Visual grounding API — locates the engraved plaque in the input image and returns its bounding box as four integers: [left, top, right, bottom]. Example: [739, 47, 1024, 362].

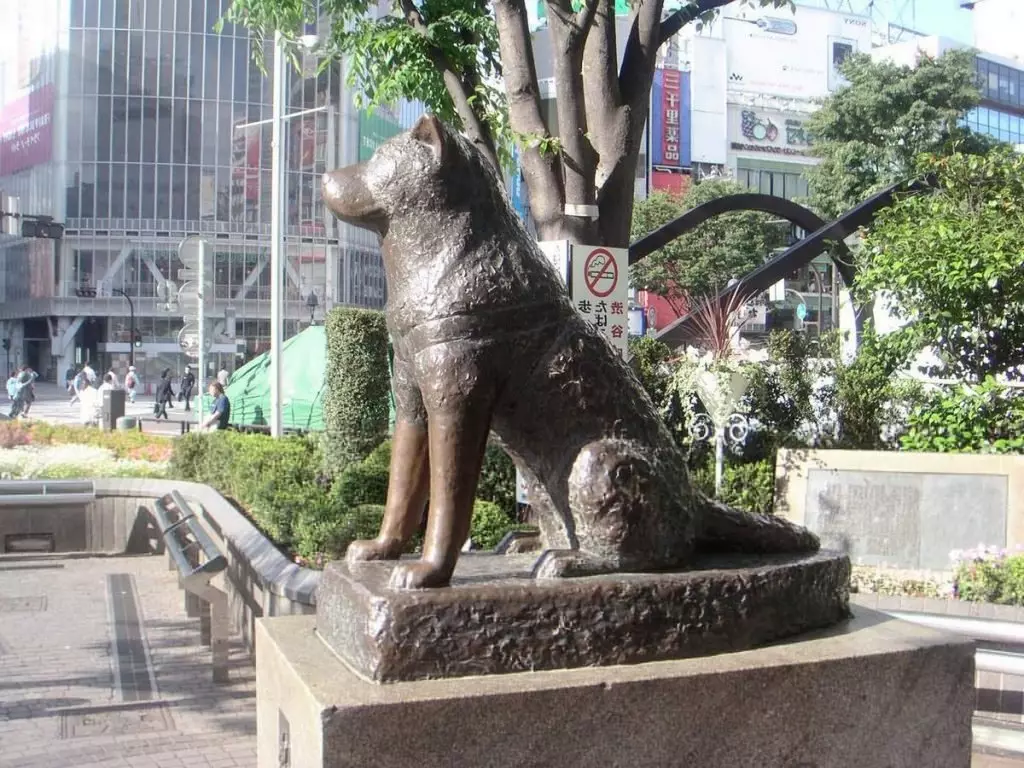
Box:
[804, 469, 1007, 570]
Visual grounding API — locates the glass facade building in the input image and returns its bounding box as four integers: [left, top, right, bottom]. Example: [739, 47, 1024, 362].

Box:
[965, 56, 1024, 147]
[0, 0, 410, 385]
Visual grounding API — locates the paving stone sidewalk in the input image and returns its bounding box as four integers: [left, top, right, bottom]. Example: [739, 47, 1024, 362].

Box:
[0, 554, 255, 767]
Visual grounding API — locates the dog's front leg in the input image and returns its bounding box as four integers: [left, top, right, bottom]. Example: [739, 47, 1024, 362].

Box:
[388, 385, 494, 590]
[348, 354, 429, 562]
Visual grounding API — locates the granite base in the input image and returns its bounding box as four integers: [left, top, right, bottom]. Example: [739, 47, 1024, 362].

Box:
[256, 609, 975, 768]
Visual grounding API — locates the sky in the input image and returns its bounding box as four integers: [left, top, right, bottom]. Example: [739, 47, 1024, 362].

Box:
[911, 0, 975, 43]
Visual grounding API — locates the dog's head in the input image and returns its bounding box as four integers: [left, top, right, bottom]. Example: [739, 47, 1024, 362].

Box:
[322, 114, 500, 237]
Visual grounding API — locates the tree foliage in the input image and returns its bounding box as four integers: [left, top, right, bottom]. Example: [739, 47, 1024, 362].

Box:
[225, 0, 790, 246]
[629, 179, 785, 315]
[858, 149, 1024, 382]
[322, 307, 392, 475]
[805, 49, 986, 219]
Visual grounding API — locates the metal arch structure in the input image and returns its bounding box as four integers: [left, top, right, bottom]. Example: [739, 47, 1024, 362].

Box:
[637, 177, 935, 349]
[628, 192, 857, 288]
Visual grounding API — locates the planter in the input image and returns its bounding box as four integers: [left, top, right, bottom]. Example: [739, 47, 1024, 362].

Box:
[695, 368, 749, 426]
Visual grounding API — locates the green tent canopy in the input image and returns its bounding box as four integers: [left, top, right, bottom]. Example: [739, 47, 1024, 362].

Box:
[225, 325, 328, 431]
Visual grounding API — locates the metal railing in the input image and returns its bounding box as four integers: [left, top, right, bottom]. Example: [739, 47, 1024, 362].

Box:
[0, 480, 95, 507]
[152, 490, 230, 682]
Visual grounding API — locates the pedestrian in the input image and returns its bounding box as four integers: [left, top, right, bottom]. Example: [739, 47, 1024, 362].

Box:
[82, 361, 96, 386]
[200, 380, 231, 432]
[107, 367, 119, 388]
[124, 365, 138, 404]
[154, 368, 175, 420]
[6, 370, 17, 402]
[69, 367, 86, 406]
[9, 368, 36, 419]
[19, 367, 37, 417]
[64, 364, 75, 393]
[180, 365, 196, 412]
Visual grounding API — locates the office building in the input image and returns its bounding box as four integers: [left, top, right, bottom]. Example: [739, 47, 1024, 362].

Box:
[0, 0, 409, 384]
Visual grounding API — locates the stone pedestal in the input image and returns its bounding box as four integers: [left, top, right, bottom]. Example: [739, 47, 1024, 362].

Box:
[256, 609, 975, 768]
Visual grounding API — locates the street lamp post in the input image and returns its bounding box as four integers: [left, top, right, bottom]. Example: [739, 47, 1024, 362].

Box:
[111, 288, 136, 367]
[75, 286, 138, 367]
[232, 32, 327, 437]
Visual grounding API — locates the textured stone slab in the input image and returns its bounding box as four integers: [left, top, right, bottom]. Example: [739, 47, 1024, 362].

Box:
[316, 550, 851, 683]
[258, 608, 975, 768]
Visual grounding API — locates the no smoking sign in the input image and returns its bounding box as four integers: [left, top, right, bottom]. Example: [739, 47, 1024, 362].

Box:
[583, 248, 619, 298]
[570, 244, 629, 358]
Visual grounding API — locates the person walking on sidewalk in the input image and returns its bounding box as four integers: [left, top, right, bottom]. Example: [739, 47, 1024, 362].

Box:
[180, 365, 196, 411]
[69, 367, 87, 406]
[154, 368, 175, 420]
[200, 380, 231, 432]
[124, 366, 139, 404]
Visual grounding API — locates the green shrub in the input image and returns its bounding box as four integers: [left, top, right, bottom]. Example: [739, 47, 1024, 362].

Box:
[470, 499, 520, 550]
[363, 439, 392, 472]
[170, 431, 325, 547]
[322, 307, 391, 476]
[954, 547, 1024, 604]
[718, 459, 775, 516]
[688, 456, 775, 516]
[900, 377, 1024, 454]
[333, 460, 390, 509]
[476, 443, 516, 515]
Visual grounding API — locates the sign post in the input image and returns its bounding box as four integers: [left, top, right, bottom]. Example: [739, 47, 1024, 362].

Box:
[516, 241, 631, 503]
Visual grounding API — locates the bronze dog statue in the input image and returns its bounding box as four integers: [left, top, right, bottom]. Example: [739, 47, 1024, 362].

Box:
[322, 114, 818, 590]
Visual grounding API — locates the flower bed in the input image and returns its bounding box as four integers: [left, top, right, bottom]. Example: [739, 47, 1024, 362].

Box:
[0, 443, 168, 480]
[0, 420, 173, 462]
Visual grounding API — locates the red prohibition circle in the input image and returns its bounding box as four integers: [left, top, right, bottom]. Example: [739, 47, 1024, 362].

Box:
[583, 248, 618, 298]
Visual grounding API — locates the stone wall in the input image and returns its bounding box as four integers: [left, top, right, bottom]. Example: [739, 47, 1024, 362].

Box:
[775, 449, 1024, 570]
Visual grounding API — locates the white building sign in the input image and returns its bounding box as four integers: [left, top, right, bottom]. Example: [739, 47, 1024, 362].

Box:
[721, 5, 871, 100]
[729, 106, 814, 158]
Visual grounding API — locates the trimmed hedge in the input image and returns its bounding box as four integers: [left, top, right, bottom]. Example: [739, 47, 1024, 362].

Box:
[171, 431, 526, 565]
[322, 307, 391, 476]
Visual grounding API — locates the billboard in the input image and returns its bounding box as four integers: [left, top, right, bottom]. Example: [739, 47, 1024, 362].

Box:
[728, 106, 814, 159]
[358, 107, 404, 162]
[722, 6, 871, 100]
[0, 83, 53, 176]
[651, 68, 691, 169]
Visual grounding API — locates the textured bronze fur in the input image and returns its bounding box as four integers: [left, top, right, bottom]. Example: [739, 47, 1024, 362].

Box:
[322, 115, 818, 590]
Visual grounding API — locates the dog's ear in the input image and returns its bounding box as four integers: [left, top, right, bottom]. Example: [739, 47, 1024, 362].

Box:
[410, 114, 447, 163]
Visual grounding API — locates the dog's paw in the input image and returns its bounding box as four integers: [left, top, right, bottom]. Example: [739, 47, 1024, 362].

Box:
[388, 560, 452, 590]
[531, 549, 620, 579]
[346, 538, 403, 563]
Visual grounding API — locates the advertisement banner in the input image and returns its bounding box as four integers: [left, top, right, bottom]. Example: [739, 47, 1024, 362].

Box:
[728, 105, 814, 158]
[358, 107, 404, 162]
[651, 169, 691, 195]
[651, 68, 691, 169]
[0, 83, 54, 176]
[723, 6, 871, 99]
[509, 146, 528, 222]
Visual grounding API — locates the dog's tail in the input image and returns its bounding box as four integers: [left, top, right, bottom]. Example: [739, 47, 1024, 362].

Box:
[695, 495, 820, 554]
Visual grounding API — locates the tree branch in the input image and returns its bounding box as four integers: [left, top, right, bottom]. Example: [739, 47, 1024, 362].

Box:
[658, 0, 733, 47]
[545, 0, 599, 229]
[493, 0, 565, 234]
[583, 0, 629, 198]
[398, 0, 499, 169]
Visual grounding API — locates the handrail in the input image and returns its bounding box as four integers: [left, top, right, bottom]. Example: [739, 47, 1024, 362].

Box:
[152, 495, 226, 590]
[0, 479, 96, 507]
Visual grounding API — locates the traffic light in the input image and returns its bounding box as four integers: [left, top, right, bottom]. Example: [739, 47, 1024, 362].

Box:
[1, 339, 9, 352]
[20, 216, 63, 240]
[134, 331, 143, 348]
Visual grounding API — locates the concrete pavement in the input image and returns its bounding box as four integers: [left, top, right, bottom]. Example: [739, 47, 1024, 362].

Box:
[9, 382, 201, 436]
[0, 554, 256, 767]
